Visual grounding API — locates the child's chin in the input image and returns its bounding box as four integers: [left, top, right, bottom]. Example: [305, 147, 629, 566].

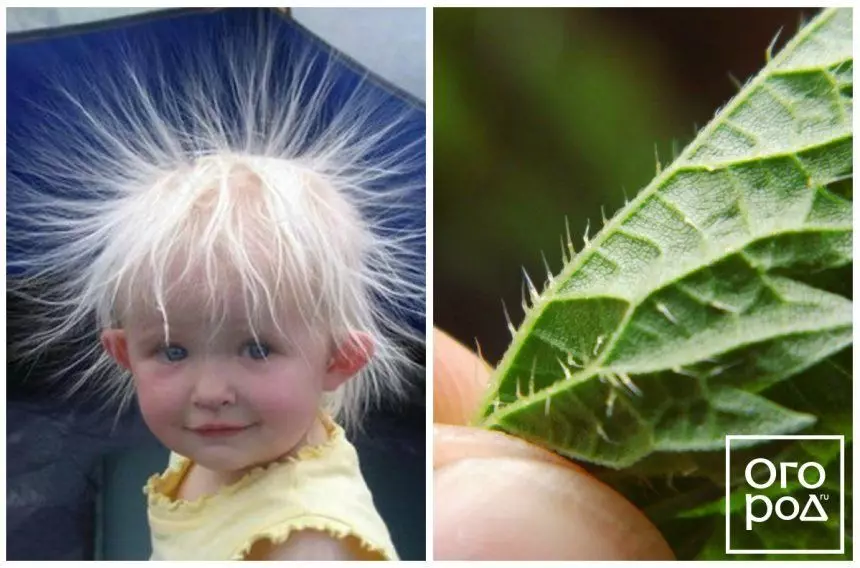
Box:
[181, 443, 259, 473]
[187, 444, 291, 476]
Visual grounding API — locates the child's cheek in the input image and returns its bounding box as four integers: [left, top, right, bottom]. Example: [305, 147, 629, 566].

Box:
[253, 374, 321, 430]
[133, 367, 188, 436]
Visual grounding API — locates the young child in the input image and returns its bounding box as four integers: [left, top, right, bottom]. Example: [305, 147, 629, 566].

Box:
[7, 9, 424, 561]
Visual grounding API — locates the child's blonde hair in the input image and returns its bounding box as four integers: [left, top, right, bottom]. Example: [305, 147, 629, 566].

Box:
[8, 10, 425, 431]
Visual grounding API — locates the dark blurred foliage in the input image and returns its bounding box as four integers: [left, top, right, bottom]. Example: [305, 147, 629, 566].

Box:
[435, 7, 817, 363]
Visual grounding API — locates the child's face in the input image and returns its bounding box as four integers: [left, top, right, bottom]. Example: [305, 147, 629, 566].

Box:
[102, 293, 360, 475]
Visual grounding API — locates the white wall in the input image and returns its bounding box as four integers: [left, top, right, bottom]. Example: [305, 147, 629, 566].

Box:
[294, 8, 425, 100]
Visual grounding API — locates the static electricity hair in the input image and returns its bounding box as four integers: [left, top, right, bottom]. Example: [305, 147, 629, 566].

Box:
[7, 10, 425, 431]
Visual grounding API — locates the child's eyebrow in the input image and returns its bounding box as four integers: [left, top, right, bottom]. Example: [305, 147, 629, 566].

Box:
[130, 319, 286, 342]
[129, 318, 187, 341]
[131, 326, 170, 344]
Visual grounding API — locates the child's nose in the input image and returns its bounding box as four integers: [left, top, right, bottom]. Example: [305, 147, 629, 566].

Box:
[191, 368, 237, 410]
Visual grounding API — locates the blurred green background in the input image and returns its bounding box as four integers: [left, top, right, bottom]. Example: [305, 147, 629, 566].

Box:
[435, 7, 815, 363]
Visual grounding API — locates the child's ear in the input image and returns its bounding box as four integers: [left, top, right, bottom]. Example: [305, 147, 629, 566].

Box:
[101, 329, 131, 371]
[323, 332, 374, 391]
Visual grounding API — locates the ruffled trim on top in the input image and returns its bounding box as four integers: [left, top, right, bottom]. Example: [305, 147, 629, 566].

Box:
[231, 515, 394, 560]
[143, 414, 343, 514]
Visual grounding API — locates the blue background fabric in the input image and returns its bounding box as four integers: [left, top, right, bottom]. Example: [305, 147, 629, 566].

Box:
[5, 8, 426, 101]
[6, 8, 426, 560]
[6, 397, 156, 560]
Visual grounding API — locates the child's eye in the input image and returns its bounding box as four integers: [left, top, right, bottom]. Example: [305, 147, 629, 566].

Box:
[160, 344, 188, 362]
[242, 341, 270, 360]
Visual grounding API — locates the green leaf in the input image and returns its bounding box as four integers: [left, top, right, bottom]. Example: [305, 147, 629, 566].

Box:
[477, 8, 852, 560]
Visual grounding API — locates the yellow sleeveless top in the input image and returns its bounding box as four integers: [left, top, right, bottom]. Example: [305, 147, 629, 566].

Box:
[142, 417, 399, 560]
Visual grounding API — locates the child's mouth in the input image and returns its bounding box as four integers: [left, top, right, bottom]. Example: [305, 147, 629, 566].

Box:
[190, 424, 254, 437]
